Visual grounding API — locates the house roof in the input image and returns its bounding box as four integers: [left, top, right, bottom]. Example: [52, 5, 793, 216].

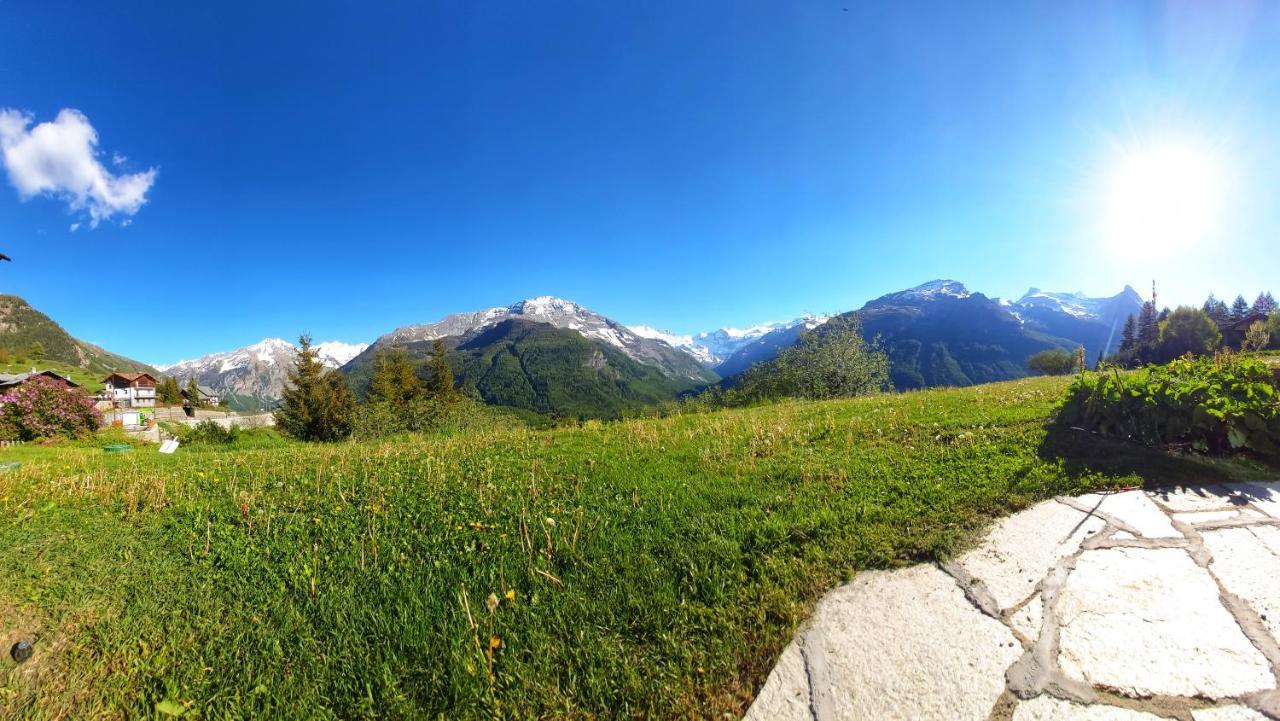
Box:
[102, 372, 157, 384]
[0, 370, 80, 389]
[1218, 313, 1271, 332]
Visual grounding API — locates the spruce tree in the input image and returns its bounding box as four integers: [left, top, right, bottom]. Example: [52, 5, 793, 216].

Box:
[1119, 314, 1137, 353]
[368, 347, 422, 406]
[186, 377, 202, 408]
[277, 334, 354, 442]
[1252, 291, 1277, 317]
[158, 376, 183, 405]
[426, 339, 456, 398]
[1137, 301, 1159, 346]
[1231, 295, 1250, 320]
[1202, 294, 1230, 324]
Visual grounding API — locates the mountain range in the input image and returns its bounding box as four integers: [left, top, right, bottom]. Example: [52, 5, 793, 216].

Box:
[156, 338, 367, 410]
[0, 281, 1145, 417]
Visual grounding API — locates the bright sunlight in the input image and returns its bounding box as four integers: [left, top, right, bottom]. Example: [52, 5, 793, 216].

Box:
[1101, 140, 1224, 259]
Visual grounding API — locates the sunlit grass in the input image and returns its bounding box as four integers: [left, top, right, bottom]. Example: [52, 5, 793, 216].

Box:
[0, 376, 1271, 719]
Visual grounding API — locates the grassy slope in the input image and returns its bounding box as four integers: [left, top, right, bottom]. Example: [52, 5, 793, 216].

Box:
[0, 376, 1273, 720]
[0, 295, 155, 376]
[346, 319, 707, 420]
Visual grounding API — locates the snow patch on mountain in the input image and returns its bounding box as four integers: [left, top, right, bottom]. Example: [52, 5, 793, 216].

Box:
[873, 279, 972, 304]
[380, 297, 714, 380]
[628, 315, 829, 366]
[158, 338, 367, 374]
[314, 340, 368, 368]
[1013, 287, 1140, 321]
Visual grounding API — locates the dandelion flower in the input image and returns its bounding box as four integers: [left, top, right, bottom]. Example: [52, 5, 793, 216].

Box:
[485, 593, 499, 612]
[505, 589, 516, 602]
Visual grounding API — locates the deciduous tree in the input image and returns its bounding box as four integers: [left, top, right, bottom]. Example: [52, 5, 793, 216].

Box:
[1158, 307, 1222, 359]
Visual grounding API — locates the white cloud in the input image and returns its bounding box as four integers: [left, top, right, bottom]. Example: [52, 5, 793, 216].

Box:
[0, 108, 157, 227]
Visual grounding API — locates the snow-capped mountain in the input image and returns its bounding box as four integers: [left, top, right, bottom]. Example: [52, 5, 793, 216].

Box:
[869, 279, 972, 305]
[1012, 286, 1143, 323]
[629, 316, 829, 367]
[156, 337, 369, 410]
[313, 340, 368, 368]
[376, 296, 713, 381]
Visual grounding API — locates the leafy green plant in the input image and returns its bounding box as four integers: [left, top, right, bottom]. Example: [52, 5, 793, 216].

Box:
[186, 419, 239, 445]
[1058, 354, 1280, 457]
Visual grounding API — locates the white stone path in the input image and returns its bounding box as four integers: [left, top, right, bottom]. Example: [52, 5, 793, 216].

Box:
[744, 483, 1280, 721]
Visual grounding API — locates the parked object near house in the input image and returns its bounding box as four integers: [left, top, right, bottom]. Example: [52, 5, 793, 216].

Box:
[181, 384, 221, 407]
[101, 372, 158, 408]
[0, 369, 79, 392]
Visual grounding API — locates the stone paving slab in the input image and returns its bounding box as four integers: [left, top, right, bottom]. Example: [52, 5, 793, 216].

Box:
[1192, 706, 1272, 721]
[1066, 491, 1179, 538]
[745, 482, 1280, 721]
[1231, 482, 1280, 519]
[1147, 484, 1249, 512]
[743, 564, 1021, 721]
[1203, 527, 1280, 643]
[1012, 695, 1165, 720]
[956, 501, 1106, 611]
[1056, 547, 1271, 699]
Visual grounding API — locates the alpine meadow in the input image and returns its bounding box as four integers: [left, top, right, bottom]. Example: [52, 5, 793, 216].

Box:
[3, 3, 1280, 720]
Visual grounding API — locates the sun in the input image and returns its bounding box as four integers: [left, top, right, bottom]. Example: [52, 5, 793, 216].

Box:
[1101, 140, 1223, 259]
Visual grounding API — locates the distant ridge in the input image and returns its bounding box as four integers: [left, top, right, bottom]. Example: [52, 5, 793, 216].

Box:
[0, 294, 155, 375]
[159, 337, 368, 411]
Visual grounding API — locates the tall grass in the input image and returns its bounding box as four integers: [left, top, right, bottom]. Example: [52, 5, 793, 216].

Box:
[0, 376, 1270, 719]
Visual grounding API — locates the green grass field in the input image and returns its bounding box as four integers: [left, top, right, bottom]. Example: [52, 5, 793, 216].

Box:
[0, 376, 1273, 720]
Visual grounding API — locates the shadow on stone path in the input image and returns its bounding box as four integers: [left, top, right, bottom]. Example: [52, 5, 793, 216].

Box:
[744, 483, 1280, 721]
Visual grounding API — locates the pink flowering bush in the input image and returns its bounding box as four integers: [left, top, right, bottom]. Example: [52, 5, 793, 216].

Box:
[0, 376, 102, 441]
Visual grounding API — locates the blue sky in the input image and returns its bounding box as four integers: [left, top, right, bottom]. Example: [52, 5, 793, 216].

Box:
[1, 2, 1278, 364]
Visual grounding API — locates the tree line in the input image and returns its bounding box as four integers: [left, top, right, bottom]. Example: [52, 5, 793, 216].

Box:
[275, 335, 474, 442]
[1111, 289, 1278, 367]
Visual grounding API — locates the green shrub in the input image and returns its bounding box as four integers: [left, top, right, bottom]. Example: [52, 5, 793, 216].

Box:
[1057, 354, 1280, 457]
[1026, 348, 1076, 376]
[187, 419, 238, 445]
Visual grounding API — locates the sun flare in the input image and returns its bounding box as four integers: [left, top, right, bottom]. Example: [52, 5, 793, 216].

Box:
[1102, 141, 1223, 258]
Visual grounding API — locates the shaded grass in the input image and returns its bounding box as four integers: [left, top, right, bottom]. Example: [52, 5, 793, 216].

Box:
[0, 376, 1272, 720]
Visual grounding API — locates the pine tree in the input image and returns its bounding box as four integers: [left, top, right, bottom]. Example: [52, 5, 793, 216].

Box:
[1202, 294, 1230, 324]
[1251, 291, 1277, 317]
[28, 341, 44, 360]
[426, 339, 456, 398]
[1137, 301, 1159, 346]
[277, 334, 354, 442]
[1119, 314, 1137, 353]
[1231, 295, 1250, 320]
[186, 377, 202, 408]
[158, 376, 183, 405]
[368, 347, 422, 406]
